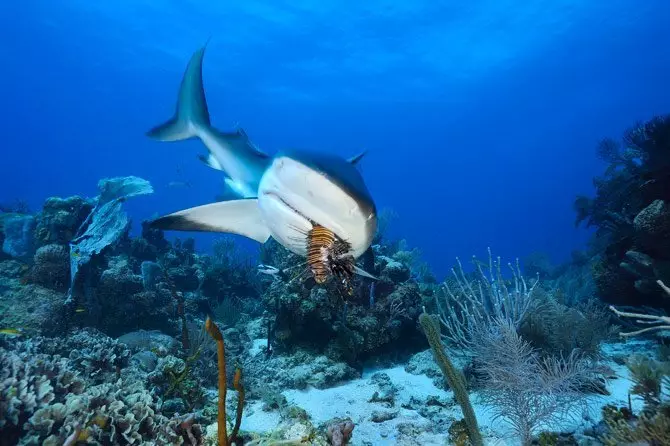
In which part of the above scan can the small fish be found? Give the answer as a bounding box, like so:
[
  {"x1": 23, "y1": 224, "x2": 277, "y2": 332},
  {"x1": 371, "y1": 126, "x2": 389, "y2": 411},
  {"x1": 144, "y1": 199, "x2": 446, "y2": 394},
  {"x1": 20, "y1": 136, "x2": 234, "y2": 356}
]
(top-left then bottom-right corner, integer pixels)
[
  {"x1": 75, "y1": 308, "x2": 87, "y2": 313},
  {"x1": 167, "y1": 181, "x2": 193, "y2": 189},
  {"x1": 257, "y1": 264, "x2": 281, "y2": 276},
  {"x1": 71, "y1": 250, "x2": 80, "y2": 258},
  {"x1": 0, "y1": 328, "x2": 23, "y2": 336}
]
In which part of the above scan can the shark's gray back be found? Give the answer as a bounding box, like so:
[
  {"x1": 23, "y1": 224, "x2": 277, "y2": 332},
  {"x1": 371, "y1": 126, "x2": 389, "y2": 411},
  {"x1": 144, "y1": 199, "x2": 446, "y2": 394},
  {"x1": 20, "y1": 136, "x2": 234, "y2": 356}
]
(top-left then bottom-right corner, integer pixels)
[{"x1": 278, "y1": 149, "x2": 376, "y2": 213}]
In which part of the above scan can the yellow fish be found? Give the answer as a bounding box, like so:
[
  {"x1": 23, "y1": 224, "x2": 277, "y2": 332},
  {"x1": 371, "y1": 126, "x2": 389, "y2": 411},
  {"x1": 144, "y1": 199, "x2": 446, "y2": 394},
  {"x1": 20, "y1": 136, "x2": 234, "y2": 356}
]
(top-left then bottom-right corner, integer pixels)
[
  {"x1": 75, "y1": 308, "x2": 86, "y2": 313},
  {"x1": 0, "y1": 328, "x2": 23, "y2": 336}
]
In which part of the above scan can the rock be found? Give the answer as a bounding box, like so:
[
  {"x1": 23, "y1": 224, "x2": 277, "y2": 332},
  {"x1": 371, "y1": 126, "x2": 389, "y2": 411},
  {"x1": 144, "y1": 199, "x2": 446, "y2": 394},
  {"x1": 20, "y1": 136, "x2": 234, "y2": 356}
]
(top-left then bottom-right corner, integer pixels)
[
  {"x1": 367, "y1": 372, "x2": 398, "y2": 407},
  {"x1": 131, "y1": 350, "x2": 159, "y2": 372},
  {"x1": 29, "y1": 244, "x2": 70, "y2": 292},
  {"x1": 634, "y1": 199, "x2": 670, "y2": 254},
  {"x1": 381, "y1": 258, "x2": 411, "y2": 283},
  {"x1": 620, "y1": 250, "x2": 654, "y2": 278},
  {"x1": 1, "y1": 214, "x2": 36, "y2": 260},
  {"x1": 0, "y1": 260, "x2": 26, "y2": 280},
  {"x1": 167, "y1": 265, "x2": 200, "y2": 291},
  {"x1": 161, "y1": 398, "x2": 186, "y2": 417},
  {"x1": 371, "y1": 410, "x2": 398, "y2": 423},
  {"x1": 98, "y1": 258, "x2": 144, "y2": 297},
  {"x1": 245, "y1": 318, "x2": 267, "y2": 340},
  {"x1": 222, "y1": 328, "x2": 244, "y2": 356},
  {"x1": 325, "y1": 418, "x2": 355, "y2": 446},
  {"x1": 405, "y1": 350, "x2": 448, "y2": 389},
  {"x1": 34, "y1": 196, "x2": 92, "y2": 247},
  {"x1": 117, "y1": 330, "x2": 180, "y2": 354},
  {"x1": 0, "y1": 284, "x2": 66, "y2": 336}
]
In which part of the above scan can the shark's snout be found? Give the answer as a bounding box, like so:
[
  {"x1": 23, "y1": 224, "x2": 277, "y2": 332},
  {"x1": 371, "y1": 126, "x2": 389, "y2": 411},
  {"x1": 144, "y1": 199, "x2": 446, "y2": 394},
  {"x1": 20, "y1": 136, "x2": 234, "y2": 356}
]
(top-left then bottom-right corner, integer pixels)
[{"x1": 257, "y1": 156, "x2": 377, "y2": 258}]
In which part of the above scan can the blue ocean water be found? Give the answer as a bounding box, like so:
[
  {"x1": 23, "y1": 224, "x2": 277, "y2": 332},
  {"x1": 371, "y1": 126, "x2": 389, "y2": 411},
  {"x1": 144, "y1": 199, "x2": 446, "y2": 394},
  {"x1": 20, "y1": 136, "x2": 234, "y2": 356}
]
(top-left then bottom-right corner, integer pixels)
[
  {"x1": 2, "y1": 0, "x2": 668, "y2": 277},
  {"x1": 2, "y1": 3, "x2": 670, "y2": 445}
]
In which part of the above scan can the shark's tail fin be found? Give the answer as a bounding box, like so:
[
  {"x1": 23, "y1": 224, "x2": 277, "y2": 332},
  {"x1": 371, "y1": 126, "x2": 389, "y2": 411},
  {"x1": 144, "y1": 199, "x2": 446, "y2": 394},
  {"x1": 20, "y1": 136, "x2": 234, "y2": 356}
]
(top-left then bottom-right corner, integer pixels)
[{"x1": 147, "y1": 44, "x2": 211, "y2": 141}]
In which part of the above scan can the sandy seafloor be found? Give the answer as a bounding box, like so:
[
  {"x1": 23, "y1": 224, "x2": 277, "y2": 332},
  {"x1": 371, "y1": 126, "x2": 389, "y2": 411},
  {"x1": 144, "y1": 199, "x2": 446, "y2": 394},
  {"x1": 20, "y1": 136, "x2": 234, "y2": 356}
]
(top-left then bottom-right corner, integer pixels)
[{"x1": 239, "y1": 339, "x2": 652, "y2": 445}]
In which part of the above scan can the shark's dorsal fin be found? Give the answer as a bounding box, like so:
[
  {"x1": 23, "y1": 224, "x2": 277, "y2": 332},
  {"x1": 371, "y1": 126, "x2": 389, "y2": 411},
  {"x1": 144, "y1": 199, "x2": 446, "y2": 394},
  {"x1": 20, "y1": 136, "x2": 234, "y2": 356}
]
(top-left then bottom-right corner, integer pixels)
[
  {"x1": 150, "y1": 199, "x2": 271, "y2": 243},
  {"x1": 348, "y1": 150, "x2": 367, "y2": 165},
  {"x1": 236, "y1": 127, "x2": 248, "y2": 139}
]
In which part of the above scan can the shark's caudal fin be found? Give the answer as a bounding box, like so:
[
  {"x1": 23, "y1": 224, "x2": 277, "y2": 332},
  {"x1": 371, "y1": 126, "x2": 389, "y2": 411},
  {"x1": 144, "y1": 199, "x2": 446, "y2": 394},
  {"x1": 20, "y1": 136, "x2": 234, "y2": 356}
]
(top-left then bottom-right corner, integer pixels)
[
  {"x1": 150, "y1": 199, "x2": 271, "y2": 243},
  {"x1": 147, "y1": 45, "x2": 211, "y2": 141}
]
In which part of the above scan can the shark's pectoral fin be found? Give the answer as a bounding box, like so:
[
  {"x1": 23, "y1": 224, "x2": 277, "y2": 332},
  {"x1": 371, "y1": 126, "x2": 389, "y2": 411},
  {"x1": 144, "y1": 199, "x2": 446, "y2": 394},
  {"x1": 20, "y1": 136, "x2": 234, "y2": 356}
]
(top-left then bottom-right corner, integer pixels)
[
  {"x1": 354, "y1": 265, "x2": 378, "y2": 280},
  {"x1": 347, "y1": 150, "x2": 367, "y2": 165},
  {"x1": 198, "y1": 153, "x2": 223, "y2": 171},
  {"x1": 150, "y1": 199, "x2": 271, "y2": 243}
]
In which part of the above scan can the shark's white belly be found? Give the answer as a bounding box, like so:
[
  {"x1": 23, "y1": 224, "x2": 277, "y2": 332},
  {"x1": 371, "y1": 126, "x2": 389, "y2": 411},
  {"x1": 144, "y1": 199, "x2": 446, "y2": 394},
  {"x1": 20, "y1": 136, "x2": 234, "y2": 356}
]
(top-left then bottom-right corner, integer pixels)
[
  {"x1": 257, "y1": 156, "x2": 375, "y2": 258},
  {"x1": 257, "y1": 191, "x2": 312, "y2": 256}
]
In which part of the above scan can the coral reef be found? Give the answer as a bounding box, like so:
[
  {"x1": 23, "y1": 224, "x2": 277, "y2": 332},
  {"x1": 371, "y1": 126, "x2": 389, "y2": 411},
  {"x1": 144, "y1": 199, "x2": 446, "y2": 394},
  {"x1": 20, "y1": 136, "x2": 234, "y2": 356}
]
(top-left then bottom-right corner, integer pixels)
[
  {"x1": 575, "y1": 114, "x2": 670, "y2": 310},
  {"x1": 5, "y1": 150, "x2": 669, "y2": 445},
  {"x1": 261, "y1": 240, "x2": 428, "y2": 366},
  {"x1": 0, "y1": 329, "x2": 203, "y2": 446},
  {"x1": 1, "y1": 215, "x2": 36, "y2": 260},
  {"x1": 0, "y1": 260, "x2": 67, "y2": 336},
  {"x1": 34, "y1": 196, "x2": 93, "y2": 247}
]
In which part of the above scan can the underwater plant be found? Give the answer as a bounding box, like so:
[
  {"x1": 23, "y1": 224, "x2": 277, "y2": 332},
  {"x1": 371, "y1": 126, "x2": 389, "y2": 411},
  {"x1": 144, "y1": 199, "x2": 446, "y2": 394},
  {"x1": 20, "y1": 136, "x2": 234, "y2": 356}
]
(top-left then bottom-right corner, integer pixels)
[
  {"x1": 603, "y1": 355, "x2": 670, "y2": 445},
  {"x1": 435, "y1": 248, "x2": 537, "y2": 355},
  {"x1": 473, "y1": 318, "x2": 603, "y2": 445},
  {"x1": 519, "y1": 295, "x2": 616, "y2": 356}
]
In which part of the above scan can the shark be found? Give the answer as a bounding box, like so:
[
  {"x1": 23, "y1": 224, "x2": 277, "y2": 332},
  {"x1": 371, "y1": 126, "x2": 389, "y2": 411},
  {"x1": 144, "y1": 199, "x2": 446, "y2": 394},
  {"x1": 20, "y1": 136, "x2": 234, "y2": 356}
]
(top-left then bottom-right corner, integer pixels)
[{"x1": 146, "y1": 45, "x2": 378, "y2": 278}]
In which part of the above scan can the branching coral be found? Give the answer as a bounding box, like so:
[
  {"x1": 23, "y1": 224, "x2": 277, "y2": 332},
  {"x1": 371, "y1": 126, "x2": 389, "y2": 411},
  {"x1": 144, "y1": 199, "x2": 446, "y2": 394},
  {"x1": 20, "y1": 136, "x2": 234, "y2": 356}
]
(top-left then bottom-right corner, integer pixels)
[
  {"x1": 609, "y1": 280, "x2": 670, "y2": 337},
  {"x1": 1, "y1": 332, "x2": 204, "y2": 445}
]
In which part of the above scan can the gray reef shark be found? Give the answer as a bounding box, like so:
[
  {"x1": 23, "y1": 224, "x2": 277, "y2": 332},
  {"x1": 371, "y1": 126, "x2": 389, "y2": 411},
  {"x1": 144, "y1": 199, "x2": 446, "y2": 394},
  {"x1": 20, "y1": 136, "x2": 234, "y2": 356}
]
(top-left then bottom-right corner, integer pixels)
[{"x1": 146, "y1": 45, "x2": 378, "y2": 278}]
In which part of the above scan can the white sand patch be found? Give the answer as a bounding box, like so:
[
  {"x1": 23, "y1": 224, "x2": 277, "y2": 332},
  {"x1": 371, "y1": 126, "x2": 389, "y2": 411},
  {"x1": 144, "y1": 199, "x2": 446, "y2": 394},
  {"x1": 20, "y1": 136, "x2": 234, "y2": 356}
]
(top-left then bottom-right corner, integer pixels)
[
  {"x1": 241, "y1": 400, "x2": 282, "y2": 433},
  {"x1": 283, "y1": 365, "x2": 446, "y2": 445},
  {"x1": 238, "y1": 340, "x2": 656, "y2": 444}
]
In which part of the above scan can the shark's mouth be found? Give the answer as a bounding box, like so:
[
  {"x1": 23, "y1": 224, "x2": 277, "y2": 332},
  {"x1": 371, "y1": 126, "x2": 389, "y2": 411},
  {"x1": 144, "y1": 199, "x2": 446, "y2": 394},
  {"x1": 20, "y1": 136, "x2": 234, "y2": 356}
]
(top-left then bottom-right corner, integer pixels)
[{"x1": 262, "y1": 191, "x2": 311, "y2": 223}]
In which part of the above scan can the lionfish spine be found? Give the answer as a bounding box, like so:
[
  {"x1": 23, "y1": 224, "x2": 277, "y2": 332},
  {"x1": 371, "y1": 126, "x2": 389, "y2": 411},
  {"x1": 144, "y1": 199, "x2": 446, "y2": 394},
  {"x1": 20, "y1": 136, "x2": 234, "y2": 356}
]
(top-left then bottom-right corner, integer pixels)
[{"x1": 307, "y1": 225, "x2": 335, "y2": 284}]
